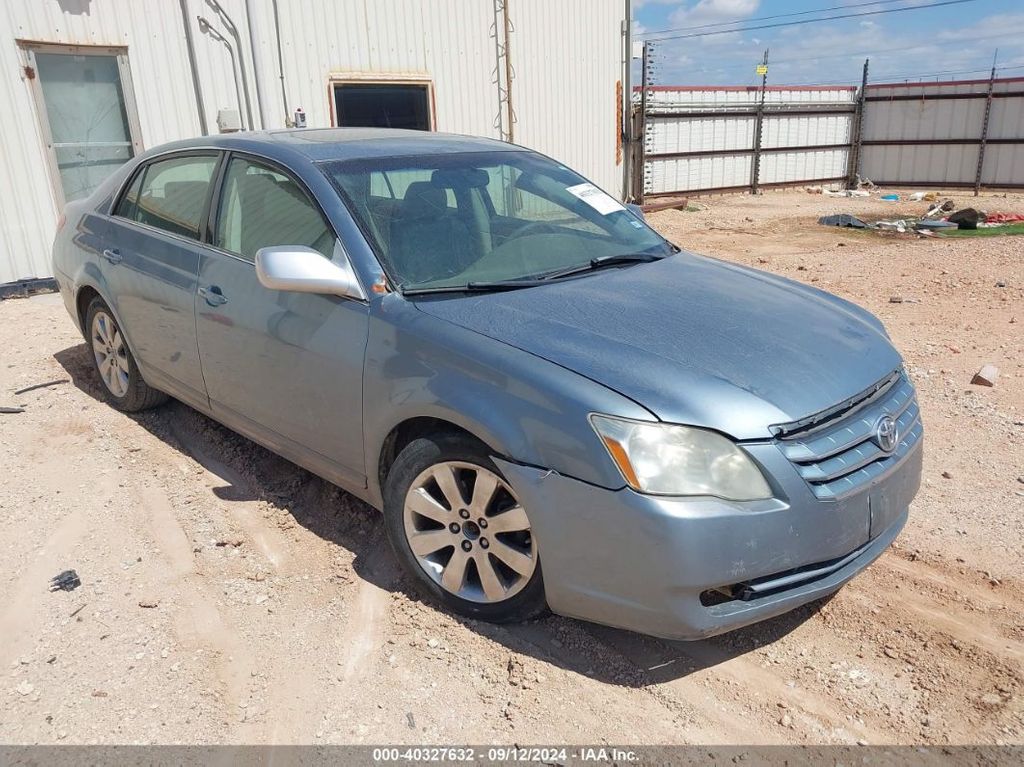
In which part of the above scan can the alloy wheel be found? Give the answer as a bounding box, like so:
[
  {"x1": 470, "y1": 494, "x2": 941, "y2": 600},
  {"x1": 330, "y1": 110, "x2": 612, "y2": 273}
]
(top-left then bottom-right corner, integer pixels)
[
  {"x1": 91, "y1": 310, "x2": 130, "y2": 398},
  {"x1": 402, "y1": 461, "x2": 536, "y2": 604}
]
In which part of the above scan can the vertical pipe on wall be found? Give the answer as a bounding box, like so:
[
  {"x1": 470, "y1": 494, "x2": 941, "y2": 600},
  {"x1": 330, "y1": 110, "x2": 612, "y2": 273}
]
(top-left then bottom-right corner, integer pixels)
[
  {"x1": 501, "y1": 0, "x2": 515, "y2": 143},
  {"x1": 622, "y1": 0, "x2": 632, "y2": 201},
  {"x1": 272, "y1": 0, "x2": 290, "y2": 126},
  {"x1": 205, "y1": 0, "x2": 256, "y2": 131},
  {"x1": 178, "y1": 0, "x2": 209, "y2": 136},
  {"x1": 245, "y1": 0, "x2": 271, "y2": 129}
]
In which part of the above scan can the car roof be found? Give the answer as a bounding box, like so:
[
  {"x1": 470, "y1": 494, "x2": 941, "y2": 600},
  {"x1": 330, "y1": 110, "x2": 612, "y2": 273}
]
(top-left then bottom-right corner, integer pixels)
[{"x1": 139, "y1": 128, "x2": 526, "y2": 165}]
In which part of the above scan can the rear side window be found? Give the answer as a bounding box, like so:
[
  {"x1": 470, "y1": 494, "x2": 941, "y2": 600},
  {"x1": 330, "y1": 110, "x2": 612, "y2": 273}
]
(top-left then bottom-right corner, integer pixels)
[
  {"x1": 214, "y1": 157, "x2": 334, "y2": 262},
  {"x1": 115, "y1": 154, "x2": 218, "y2": 240}
]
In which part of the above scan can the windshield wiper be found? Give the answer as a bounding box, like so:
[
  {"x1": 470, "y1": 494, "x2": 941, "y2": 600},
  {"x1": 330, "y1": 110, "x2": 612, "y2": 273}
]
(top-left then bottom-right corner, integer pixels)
[
  {"x1": 531, "y1": 252, "x2": 665, "y2": 281},
  {"x1": 401, "y1": 251, "x2": 674, "y2": 295},
  {"x1": 401, "y1": 279, "x2": 547, "y2": 296}
]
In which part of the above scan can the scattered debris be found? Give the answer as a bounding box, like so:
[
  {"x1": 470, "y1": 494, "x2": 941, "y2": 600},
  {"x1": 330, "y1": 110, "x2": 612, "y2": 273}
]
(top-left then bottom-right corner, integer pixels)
[
  {"x1": 818, "y1": 214, "x2": 867, "y2": 228},
  {"x1": 1, "y1": 406, "x2": 25, "y2": 414},
  {"x1": 16, "y1": 681, "x2": 34, "y2": 696},
  {"x1": 823, "y1": 189, "x2": 870, "y2": 198},
  {"x1": 889, "y1": 296, "x2": 904, "y2": 304},
  {"x1": 875, "y1": 220, "x2": 908, "y2": 233},
  {"x1": 406, "y1": 712, "x2": 416, "y2": 729},
  {"x1": 942, "y1": 471, "x2": 953, "y2": 479},
  {"x1": 138, "y1": 597, "x2": 160, "y2": 609},
  {"x1": 49, "y1": 570, "x2": 81, "y2": 592},
  {"x1": 985, "y1": 212, "x2": 1024, "y2": 224},
  {"x1": 971, "y1": 364, "x2": 999, "y2": 387},
  {"x1": 947, "y1": 208, "x2": 984, "y2": 230},
  {"x1": 69, "y1": 603, "x2": 87, "y2": 618},
  {"x1": 924, "y1": 199, "x2": 955, "y2": 218},
  {"x1": 916, "y1": 219, "x2": 957, "y2": 231},
  {"x1": 995, "y1": 280, "x2": 1006, "y2": 288},
  {"x1": 881, "y1": 194, "x2": 900, "y2": 201},
  {"x1": 215, "y1": 537, "x2": 244, "y2": 548},
  {"x1": 13, "y1": 378, "x2": 69, "y2": 396}
]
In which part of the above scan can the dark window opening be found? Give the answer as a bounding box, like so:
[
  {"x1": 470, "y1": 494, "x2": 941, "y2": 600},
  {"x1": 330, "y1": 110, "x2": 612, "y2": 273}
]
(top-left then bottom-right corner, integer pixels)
[{"x1": 333, "y1": 83, "x2": 431, "y2": 131}]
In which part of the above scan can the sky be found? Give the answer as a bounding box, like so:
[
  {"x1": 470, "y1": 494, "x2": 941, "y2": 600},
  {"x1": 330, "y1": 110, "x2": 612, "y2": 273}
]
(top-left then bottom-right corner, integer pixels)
[{"x1": 631, "y1": 0, "x2": 1024, "y2": 87}]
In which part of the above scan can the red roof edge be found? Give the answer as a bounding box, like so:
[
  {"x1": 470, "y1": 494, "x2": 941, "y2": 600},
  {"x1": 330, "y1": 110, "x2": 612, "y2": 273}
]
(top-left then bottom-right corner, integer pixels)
[
  {"x1": 866, "y1": 75, "x2": 1024, "y2": 89},
  {"x1": 634, "y1": 84, "x2": 856, "y2": 92}
]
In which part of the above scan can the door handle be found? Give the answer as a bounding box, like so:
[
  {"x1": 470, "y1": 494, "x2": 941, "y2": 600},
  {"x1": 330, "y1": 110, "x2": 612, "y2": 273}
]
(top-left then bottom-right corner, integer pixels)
[
  {"x1": 101, "y1": 248, "x2": 123, "y2": 265},
  {"x1": 198, "y1": 285, "x2": 228, "y2": 306}
]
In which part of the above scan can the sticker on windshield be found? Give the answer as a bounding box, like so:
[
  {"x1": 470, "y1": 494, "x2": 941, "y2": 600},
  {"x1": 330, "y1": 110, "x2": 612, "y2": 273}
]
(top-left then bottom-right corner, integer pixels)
[{"x1": 566, "y1": 183, "x2": 625, "y2": 216}]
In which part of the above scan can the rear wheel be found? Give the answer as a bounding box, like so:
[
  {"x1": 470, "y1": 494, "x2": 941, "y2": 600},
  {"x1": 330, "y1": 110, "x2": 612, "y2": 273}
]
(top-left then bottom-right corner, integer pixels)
[
  {"x1": 86, "y1": 297, "x2": 167, "y2": 412},
  {"x1": 383, "y1": 434, "x2": 546, "y2": 623}
]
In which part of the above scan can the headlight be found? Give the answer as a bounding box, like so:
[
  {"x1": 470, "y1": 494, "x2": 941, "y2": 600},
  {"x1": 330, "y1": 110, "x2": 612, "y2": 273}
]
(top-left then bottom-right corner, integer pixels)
[{"x1": 590, "y1": 415, "x2": 772, "y2": 500}]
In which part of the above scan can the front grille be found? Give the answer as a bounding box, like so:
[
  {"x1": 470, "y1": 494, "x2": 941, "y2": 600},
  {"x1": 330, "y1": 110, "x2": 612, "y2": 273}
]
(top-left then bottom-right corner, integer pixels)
[{"x1": 775, "y1": 371, "x2": 923, "y2": 500}]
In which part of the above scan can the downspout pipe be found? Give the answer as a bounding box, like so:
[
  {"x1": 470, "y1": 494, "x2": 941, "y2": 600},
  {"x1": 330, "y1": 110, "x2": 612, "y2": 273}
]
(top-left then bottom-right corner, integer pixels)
[
  {"x1": 622, "y1": 0, "x2": 632, "y2": 201},
  {"x1": 179, "y1": 0, "x2": 209, "y2": 136},
  {"x1": 244, "y1": 0, "x2": 273, "y2": 129},
  {"x1": 272, "y1": 0, "x2": 290, "y2": 126}
]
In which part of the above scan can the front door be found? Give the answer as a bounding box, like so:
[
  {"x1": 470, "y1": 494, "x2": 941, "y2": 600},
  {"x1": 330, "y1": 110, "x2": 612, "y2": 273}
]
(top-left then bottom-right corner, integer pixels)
[{"x1": 195, "y1": 154, "x2": 369, "y2": 486}]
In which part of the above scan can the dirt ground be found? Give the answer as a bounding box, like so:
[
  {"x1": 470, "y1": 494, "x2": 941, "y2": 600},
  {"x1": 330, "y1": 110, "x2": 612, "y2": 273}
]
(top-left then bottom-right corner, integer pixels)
[{"x1": 0, "y1": 189, "x2": 1021, "y2": 746}]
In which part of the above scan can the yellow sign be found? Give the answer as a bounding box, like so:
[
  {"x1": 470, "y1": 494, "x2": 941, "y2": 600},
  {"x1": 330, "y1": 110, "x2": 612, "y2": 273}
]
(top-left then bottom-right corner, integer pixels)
[{"x1": 756, "y1": 64, "x2": 768, "y2": 76}]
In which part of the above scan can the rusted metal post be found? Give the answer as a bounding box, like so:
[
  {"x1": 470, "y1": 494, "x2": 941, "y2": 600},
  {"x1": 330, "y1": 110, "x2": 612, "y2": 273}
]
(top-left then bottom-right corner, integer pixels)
[
  {"x1": 750, "y1": 49, "x2": 769, "y2": 194},
  {"x1": 847, "y1": 58, "x2": 869, "y2": 188},
  {"x1": 974, "y1": 53, "x2": 997, "y2": 196},
  {"x1": 638, "y1": 40, "x2": 650, "y2": 205}
]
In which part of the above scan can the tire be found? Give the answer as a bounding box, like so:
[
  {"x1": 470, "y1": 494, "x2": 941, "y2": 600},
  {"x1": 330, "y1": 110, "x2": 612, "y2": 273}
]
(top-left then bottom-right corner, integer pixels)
[
  {"x1": 85, "y1": 297, "x2": 168, "y2": 412},
  {"x1": 383, "y1": 434, "x2": 547, "y2": 623}
]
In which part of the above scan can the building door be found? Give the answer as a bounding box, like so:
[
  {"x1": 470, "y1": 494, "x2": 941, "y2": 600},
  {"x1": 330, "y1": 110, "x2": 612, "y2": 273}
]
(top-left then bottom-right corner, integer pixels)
[
  {"x1": 332, "y1": 82, "x2": 432, "y2": 131},
  {"x1": 22, "y1": 43, "x2": 142, "y2": 206}
]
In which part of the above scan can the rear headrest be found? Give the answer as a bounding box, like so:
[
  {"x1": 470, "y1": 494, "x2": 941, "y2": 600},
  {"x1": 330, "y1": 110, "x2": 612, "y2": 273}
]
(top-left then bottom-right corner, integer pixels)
[{"x1": 402, "y1": 181, "x2": 447, "y2": 219}]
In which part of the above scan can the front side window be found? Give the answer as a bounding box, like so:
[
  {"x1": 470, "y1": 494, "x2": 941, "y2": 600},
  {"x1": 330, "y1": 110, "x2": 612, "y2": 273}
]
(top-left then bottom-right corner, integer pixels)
[
  {"x1": 215, "y1": 157, "x2": 334, "y2": 261},
  {"x1": 116, "y1": 155, "x2": 218, "y2": 240},
  {"x1": 324, "y1": 151, "x2": 670, "y2": 291}
]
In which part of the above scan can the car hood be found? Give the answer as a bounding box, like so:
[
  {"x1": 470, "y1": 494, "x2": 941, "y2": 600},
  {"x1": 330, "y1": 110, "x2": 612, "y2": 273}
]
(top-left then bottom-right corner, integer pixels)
[{"x1": 413, "y1": 253, "x2": 902, "y2": 439}]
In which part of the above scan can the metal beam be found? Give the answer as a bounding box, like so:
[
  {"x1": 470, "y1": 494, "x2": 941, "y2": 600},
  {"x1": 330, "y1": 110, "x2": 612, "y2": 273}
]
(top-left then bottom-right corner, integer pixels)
[
  {"x1": 846, "y1": 58, "x2": 869, "y2": 188},
  {"x1": 974, "y1": 56, "x2": 997, "y2": 196},
  {"x1": 750, "y1": 49, "x2": 769, "y2": 194}
]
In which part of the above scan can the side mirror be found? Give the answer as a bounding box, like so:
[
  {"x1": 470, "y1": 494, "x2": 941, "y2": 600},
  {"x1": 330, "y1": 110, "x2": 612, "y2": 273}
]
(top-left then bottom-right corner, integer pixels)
[
  {"x1": 625, "y1": 202, "x2": 645, "y2": 220},
  {"x1": 255, "y1": 245, "x2": 365, "y2": 299}
]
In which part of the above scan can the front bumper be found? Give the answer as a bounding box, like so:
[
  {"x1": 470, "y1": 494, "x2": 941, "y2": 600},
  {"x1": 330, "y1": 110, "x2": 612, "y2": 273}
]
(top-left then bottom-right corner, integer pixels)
[{"x1": 495, "y1": 435, "x2": 921, "y2": 640}]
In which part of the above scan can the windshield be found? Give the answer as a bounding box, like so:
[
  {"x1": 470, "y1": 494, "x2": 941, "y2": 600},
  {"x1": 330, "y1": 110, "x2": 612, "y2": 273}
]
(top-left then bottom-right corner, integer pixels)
[{"x1": 322, "y1": 151, "x2": 673, "y2": 292}]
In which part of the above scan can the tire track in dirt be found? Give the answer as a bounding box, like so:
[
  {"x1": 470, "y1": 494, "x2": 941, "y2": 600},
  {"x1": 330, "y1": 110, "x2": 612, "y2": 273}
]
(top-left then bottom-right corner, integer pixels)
[
  {"x1": 132, "y1": 476, "x2": 259, "y2": 737},
  {"x1": 507, "y1": 619, "x2": 780, "y2": 744},
  {"x1": 586, "y1": 622, "x2": 878, "y2": 745}
]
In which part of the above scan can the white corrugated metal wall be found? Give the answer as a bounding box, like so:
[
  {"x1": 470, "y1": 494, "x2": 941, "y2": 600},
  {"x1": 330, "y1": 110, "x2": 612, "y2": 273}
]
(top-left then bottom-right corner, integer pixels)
[
  {"x1": 860, "y1": 77, "x2": 1024, "y2": 187},
  {"x1": 643, "y1": 86, "x2": 856, "y2": 195},
  {"x1": 1, "y1": 0, "x2": 625, "y2": 286}
]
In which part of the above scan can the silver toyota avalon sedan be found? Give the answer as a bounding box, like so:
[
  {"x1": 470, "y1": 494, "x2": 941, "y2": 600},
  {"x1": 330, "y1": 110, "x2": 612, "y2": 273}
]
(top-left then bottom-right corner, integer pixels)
[{"x1": 52, "y1": 129, "x2": 922, "y2": 639}]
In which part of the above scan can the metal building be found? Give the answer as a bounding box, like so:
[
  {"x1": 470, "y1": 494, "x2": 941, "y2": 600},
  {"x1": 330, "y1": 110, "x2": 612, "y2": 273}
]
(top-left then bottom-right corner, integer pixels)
[{"x1": 0, "y1": 0, "x2": 631, "y2": 289}]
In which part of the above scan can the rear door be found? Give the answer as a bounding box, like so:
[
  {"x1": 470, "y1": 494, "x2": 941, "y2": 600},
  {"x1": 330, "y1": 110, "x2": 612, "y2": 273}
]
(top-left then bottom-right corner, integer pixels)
[
  {"x1": 105, "y1": 152, "x2": 221, "y2": 408},
  {"x1": 195, "y1": 153, "x2": 369, "y2": 486}
]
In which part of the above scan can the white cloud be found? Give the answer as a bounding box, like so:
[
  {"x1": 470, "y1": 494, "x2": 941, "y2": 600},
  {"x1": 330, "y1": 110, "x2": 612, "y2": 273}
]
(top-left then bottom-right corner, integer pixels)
[
  {"x1": 668, "y1": 0, "x2": 760, "y2": 29},
  {"x1": 647, "y1": 11, "x2": 1024, "y2": 87}
]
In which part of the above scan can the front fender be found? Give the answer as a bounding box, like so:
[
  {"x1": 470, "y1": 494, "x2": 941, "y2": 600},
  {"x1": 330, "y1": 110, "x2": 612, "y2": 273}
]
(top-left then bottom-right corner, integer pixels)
[{"x1": 363, "y1": 294, "x2": 654, "y2": 507}]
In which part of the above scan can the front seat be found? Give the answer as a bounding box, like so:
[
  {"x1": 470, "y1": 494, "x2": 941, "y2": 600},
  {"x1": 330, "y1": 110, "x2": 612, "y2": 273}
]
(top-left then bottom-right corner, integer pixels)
[{"x1": 389, "y1": 181, "x2": 473, "y2": 284}]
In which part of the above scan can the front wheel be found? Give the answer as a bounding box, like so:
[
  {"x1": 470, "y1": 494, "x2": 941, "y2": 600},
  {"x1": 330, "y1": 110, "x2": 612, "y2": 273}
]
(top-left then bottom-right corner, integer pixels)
[{"x1": 383, "y1": 435, "x2": 546, "y2": 623}]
